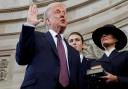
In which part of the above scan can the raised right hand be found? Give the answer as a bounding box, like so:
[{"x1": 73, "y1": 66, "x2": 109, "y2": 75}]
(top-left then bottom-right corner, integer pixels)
[{"x1": 27, "y1": 4, "x2": 43, "y2": 26}]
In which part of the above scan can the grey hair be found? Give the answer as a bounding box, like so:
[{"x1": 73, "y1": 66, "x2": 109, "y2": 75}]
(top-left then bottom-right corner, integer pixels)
[{"x1": 43, "y1": 2, "x2": 66, "y2": 29}]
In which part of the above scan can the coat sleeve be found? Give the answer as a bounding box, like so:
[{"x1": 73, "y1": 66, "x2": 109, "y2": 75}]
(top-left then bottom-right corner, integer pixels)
[
  {"x1": 15, "y1": 25, "x2": 35, "y2": 65},
  {"x1": 118, "y1": 51, "x2": 128, "y2": 84}
]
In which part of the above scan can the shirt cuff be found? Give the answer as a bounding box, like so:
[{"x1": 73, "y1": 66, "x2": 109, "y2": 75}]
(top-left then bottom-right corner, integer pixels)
[{"x1": 24, "y1": 23, "x2": 35, "y2": 28}]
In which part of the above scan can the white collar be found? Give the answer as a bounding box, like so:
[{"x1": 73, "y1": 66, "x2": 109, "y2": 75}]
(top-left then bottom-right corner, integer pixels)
[
  {"x1": 80, "y1": 53, "x2": 84, "y2": 63},
  {"x1": 49, "y1": 29, "x2": 64, "y2": 39},
  {"x1": 105, "y1": 47, "x2": 115, "y2": 57}
]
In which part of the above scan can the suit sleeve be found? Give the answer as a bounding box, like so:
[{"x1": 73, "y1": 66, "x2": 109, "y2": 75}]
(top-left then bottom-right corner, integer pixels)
[
  {"x1": 118, "y1": 52, "x2": 128, "y2": 84},
  {"x1": 118, "y1": 76, "x2": 128, "y2": 84},
  {"x1": 15, "y1": 25, "x2": 35, "y2": 65}
]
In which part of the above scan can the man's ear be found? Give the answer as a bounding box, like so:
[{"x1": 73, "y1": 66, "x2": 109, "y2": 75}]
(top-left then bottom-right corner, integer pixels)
[{"x1": 46, "y1": 18, "x2": 50, "y2": 26}]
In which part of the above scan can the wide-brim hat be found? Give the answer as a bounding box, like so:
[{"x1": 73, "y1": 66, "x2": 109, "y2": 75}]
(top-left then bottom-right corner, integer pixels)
[{"x1": 92, "y1": 24, "x2": 127, "y2": 50}]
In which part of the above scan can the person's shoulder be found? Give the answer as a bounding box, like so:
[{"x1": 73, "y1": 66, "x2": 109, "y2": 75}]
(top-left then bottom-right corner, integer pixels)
[
  {"x1": 84, "y1": 56, "x2": 96, "y2": 61},
  {"x1": 68, "y1": 45, "x2": 80, "y2": 57},
  {"x1": 35, "y1": 31, "x2": 45, "y2": 36},
  {"x1": 119, "y1": 50, "x2": 128, "y2": 55},
  {"x1": 68, "y1": 44, "x2": 78, "y2": 52}
]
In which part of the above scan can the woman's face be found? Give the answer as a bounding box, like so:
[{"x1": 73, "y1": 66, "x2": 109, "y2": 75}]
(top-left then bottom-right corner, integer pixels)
[
  {"x1": 68, "y1": 34, "x2": 84, "y2": 52},
  {"x1": 101, "y1": 34, "x2": 118, "y2": 48}
]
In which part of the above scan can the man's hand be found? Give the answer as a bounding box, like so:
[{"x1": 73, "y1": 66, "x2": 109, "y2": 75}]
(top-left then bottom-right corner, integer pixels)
[
  {"x1": 27, "y1": 4, "x2": 43, "y2": 26},
  {"x1": 101, "y1": 72, "x2": 118, "y2": 83}
]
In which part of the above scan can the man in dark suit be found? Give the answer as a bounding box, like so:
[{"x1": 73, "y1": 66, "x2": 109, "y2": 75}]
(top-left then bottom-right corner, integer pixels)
[
  {"x1": 91, "y1": 24, "x2": 128, "y2": 89},
  {"x1": 16, "y1": 2, "x2": 80, "y2": 89}
]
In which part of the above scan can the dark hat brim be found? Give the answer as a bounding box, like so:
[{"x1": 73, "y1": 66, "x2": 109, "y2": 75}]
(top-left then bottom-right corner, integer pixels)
[{"x1": 92, "y1": 24, "x2": 127, "y2": 50}]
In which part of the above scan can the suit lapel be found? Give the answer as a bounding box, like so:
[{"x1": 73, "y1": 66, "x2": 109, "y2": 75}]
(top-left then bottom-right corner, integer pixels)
[
  {"x1": 65, "y1": 40, "x2": 71, "y2": 63},
  {"x1": 100, "y1": 50, "x2": 120, "y2": 62},
  {"x1": 99, "y1": 50, "x2": 120, "y2": 73},
  {"x1": 109, "y1": 50, "x2": 119, "y2": 60},
  {"x1": 100, "y1": 54, "x2": 109, "y2": 61},
  {"x1": 44, "y1": 32, "x2": 58, "y2": 57},
  {"x1": 44, "y1": 35, "x2": 73, "y2": 71}
]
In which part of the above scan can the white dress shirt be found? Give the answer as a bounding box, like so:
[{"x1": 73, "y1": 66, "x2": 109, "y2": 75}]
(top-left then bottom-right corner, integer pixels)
[
  {"x1": 49, "y1": 29, "x2": 68, "y2": 60},
  {"x1": 80, "y1": 53, "x2": 84, "y2": 63},
  {"x1": 104, "y1": 47, "x2": 115, "y2": 57}
]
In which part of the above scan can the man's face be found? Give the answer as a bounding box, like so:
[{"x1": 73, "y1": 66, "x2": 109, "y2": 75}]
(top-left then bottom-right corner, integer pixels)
[
  {"x1": 46, "y1": 4, "x2": 67, "y2": 33},
  {"x1": 68, "y1": 34, "x2": 84, "y2": 52},
  {"x1": 101, "y1": 34, "x2": 118, "y2": 48}
]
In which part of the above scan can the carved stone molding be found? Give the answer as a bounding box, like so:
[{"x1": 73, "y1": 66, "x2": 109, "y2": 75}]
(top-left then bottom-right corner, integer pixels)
[
  {"x1": 0, "y1": 58, "x2": 8, "y2": 80},
  {"x1": 0, "y1": 0, "x2": 66, "y2": 13},
  {"x1": 0, "y1": 54, "x2": 10, "y2": 81},
  {"x1": 0, "y1": 0, "x2": 126, "y2": 23},
  {"x1": 68, "y1": 0, "x2": 128, "y2": 24}
]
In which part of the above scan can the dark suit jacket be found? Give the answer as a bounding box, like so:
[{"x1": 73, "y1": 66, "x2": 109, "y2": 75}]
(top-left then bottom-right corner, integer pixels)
[
  {"x1": 90, "y1": 50, "x2": 128, "y2": 89},
  {"x1": 79, "y1": 57, "x2": 95, "y2": 89},
  {"x1": 16, "y1": 25, "x2": 80, "y2": 89}
]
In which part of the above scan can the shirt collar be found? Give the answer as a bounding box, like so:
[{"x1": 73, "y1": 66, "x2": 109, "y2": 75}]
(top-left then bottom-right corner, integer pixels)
[
  {"x1": 49, "y1": 29, "x2": 64, "y2": 39},
  {"x1": 105, "y1": 47, "x2": 115, "y2": 57},
  {"x1": 80, "y1": 53, "x2": 84, "y2": 63}
]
